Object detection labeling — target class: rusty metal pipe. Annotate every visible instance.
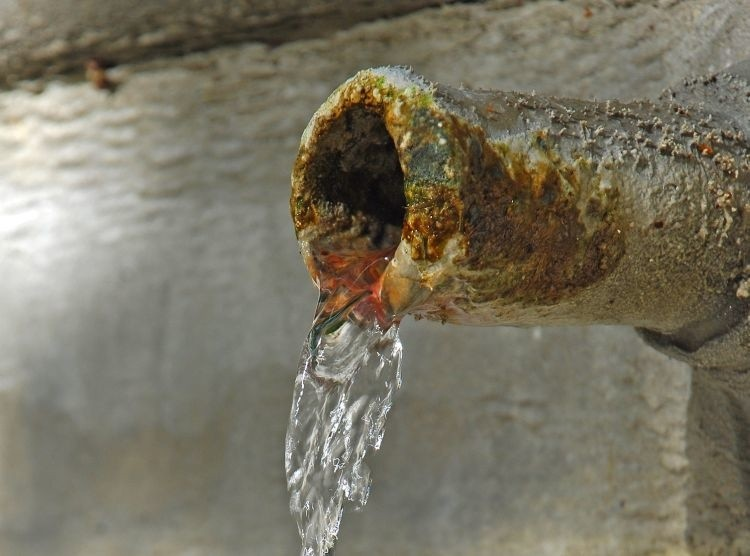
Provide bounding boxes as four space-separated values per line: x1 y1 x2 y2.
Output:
291 65 750 370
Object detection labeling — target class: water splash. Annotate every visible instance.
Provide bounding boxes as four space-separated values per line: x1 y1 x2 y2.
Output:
285 250 403 556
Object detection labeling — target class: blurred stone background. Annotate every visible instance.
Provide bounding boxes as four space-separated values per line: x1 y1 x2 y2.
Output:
1 1 749 554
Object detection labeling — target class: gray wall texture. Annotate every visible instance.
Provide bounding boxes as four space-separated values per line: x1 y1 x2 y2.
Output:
1 0 750 554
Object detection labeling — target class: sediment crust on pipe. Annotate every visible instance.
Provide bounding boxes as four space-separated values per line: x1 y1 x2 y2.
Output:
291 65 750 370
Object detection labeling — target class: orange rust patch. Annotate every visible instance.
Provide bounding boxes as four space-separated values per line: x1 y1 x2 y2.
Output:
459 128 625 305
291 154 318 236
291 77 397 241
697 143 714 157
402 186 462 261
291 74 431 250
290 101 404 247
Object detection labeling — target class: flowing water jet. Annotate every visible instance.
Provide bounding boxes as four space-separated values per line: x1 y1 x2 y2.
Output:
285 248 403 556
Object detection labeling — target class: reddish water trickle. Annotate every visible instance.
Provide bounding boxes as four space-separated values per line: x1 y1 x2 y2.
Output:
311 247 398 331
286 247 404 556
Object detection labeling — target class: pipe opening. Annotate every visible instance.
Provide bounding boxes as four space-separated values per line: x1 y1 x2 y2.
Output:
299 105 405 254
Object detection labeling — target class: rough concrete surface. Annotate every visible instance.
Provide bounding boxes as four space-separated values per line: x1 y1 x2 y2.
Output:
0 0 474 87
1 0 750 554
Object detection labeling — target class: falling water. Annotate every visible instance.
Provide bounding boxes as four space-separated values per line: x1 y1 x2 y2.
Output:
285 249 403 556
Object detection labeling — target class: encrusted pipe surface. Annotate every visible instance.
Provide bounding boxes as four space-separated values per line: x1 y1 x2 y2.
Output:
291 64 750 370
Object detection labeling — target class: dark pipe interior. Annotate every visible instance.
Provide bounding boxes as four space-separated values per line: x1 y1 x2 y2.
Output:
305 105 405 251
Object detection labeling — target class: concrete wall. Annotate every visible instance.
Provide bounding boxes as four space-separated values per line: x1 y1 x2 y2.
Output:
1 0 750 554
0 0 470 85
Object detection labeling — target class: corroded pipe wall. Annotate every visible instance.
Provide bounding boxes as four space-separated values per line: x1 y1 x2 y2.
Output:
292 65 750 368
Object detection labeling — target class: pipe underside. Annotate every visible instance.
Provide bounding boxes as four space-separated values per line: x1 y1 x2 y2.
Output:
291 65 750 370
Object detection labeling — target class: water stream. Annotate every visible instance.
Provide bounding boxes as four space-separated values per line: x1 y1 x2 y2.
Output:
285 249 403 556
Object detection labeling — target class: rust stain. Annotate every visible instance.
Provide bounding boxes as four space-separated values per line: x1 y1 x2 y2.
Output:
458 125 625 305
292 72 625 308
697 142 714 157
85 58 117 92
402 185 462 261
291 75 417 243
292 73 459 266
291 153 318 235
